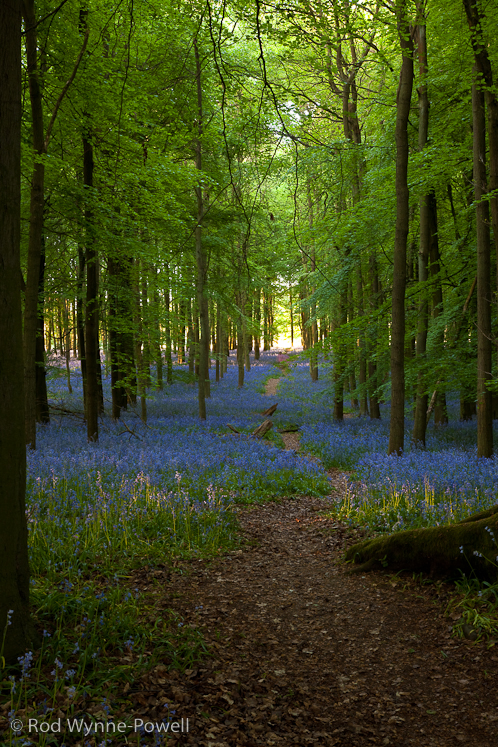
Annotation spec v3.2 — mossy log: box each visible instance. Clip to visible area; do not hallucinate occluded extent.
[344,505,498,581]
[251,419,273,438]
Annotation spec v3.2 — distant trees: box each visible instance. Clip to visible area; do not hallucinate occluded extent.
[9,0,498,459]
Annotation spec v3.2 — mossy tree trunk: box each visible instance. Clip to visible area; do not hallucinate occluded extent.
[345,505,498,581]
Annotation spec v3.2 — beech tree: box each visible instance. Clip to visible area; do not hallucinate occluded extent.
[0,0,35,661]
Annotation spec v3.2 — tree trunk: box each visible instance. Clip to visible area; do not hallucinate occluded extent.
[345,505,498,582]
[194,36,209,419]
[471,76,493,456]
[463,0,496,456]
[388,1,413,455]
[357,264,368,416]
[83,130,99,441]
[22,0,45,449]
[35,236,49,422]
[108,254,133,419]
[64,300,72,393]
[369,253,381,419]
[428,192,448,425]
[0,0,35,661]
[412,19,430,448]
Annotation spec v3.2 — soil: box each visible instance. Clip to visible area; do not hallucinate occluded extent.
[125,374,498,747]
[131,496,498,747]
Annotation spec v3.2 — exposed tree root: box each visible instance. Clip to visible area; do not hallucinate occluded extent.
[344,504,498,580]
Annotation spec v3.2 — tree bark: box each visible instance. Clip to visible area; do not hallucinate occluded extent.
[0,0,36,661]
[369,253,381,419]
[22,0,45,448]
[194,35,209,419]
[388,0,413,455]
[463,0,496,456]
[345,505,498,582]
[471,76,493,456]
[428,192,448,425]
[35,236,49,422]
[83,129,99,441]
[412,19,430,447]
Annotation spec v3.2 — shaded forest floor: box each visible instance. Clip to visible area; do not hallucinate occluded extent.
[130,494,498,747]
[125,374,498,747]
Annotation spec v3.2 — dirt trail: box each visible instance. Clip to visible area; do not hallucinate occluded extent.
[138,497,498,747]
[129,370,498,746]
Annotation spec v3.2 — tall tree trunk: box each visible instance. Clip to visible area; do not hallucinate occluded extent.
[308,185,318,381]
[388,1,413,455]
[77,243,87,409]
[472,75,493,456]
[289,286,294,347]
[237,311,245,388]
[369,252,381,420]
[35,236,49,422]
[22,0,45,448]
[194,36,210,418]
[254,289,261,359]
[463,0,497,455]
[64,300,72,393]
[216,304,221,382]
[0,0,35,661]
[83,130,99,441]
[357,264,368,416]
[133,259,147,423]
[428,192,448,425]
[412,19,430,447]
[108,254,132,419]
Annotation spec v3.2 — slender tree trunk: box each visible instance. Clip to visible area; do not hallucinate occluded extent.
[108,254,133,418]
[388,1,413,455]
[472,75,493,456]
[413,19,430,447]
[237,313,245,388]
[35,236,49,422]
[289,287,294,347]
[83,130,99,441]
[428,192,448,425]
[64,300,72,393]
[463,0,497,455]
[308,185,318,381]
[216,304,221,382]
[194,36,209,418]
[77,243,87,409]
[357,264,368,416]
[0,0,35,661]
[22,0,45,448]
[254,289,261,359]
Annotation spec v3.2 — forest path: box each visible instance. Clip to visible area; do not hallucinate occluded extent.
[142,496,498,747]
[128,368,498,747]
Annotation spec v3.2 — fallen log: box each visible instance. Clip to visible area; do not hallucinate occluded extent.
[251,419,273,438]
[344,505,498,581]
[278,424,300,433]
[227,424,241,434]
[261,403,278,417]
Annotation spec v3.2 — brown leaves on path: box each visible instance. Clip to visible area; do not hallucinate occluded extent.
[131,494,498,747]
